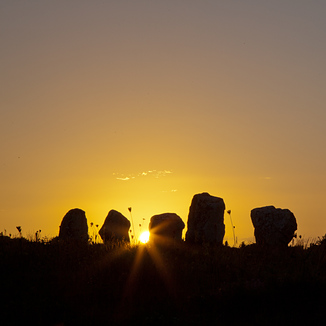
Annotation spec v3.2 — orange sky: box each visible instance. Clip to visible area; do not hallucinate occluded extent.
[1,1,326,242]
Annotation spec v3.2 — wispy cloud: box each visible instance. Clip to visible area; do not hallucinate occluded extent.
[116,177,131,181]
[150,170,172,178]
[114,170,173,181]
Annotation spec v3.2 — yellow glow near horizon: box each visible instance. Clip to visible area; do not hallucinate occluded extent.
[139,231,150,244]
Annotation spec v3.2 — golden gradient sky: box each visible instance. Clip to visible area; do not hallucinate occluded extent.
[1,1,326,242]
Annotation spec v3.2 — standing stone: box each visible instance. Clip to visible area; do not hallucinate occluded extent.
[59,208,88,242]
[185,192,225,245]
[149,213,185,244]
[99,210,131,243]
[251,205,297,247]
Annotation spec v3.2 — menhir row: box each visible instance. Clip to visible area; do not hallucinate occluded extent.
[58,192,297,247]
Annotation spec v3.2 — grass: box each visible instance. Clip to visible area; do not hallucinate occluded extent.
[1,235,326,325]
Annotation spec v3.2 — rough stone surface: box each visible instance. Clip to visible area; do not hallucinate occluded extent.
[59,208,88,241]
[251,205,297,247]
[149,213,185,244]
[185,192,225,245]
[99,210,131,243]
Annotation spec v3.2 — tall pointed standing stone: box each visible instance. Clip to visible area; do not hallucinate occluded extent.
[185,193,225,245]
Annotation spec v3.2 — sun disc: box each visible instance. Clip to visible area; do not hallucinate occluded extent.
[139,231,150,244]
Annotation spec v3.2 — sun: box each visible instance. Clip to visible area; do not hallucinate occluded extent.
[139,231,150,244]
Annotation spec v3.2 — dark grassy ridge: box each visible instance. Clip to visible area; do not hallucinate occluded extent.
[1,236,326,326]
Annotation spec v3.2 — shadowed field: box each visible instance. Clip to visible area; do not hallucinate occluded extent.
[1,236,326,325]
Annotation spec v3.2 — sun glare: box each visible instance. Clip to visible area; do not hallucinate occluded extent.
[139,231,150,244]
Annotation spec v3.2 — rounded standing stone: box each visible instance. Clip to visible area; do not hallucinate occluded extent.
[251,205,297,247]
[149,213,185,244]
[99,210,131,243]
[59,208,89,242]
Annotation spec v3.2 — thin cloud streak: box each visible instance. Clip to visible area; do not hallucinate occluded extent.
[114,170,173,181]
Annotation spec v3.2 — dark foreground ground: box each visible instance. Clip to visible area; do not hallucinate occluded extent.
[1,236,326,326]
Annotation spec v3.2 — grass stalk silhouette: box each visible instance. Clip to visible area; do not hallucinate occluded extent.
[227,210,236,246]
[128,207,136,244]
[16,226,22,238]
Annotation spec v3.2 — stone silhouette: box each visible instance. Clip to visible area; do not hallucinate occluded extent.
[185,192,225,245]
[59,208,88,242]
[149,213,185,244]
[99,210,131,243]
[251,205,297,247]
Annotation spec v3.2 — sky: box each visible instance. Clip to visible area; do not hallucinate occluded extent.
[1,0,326,243]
